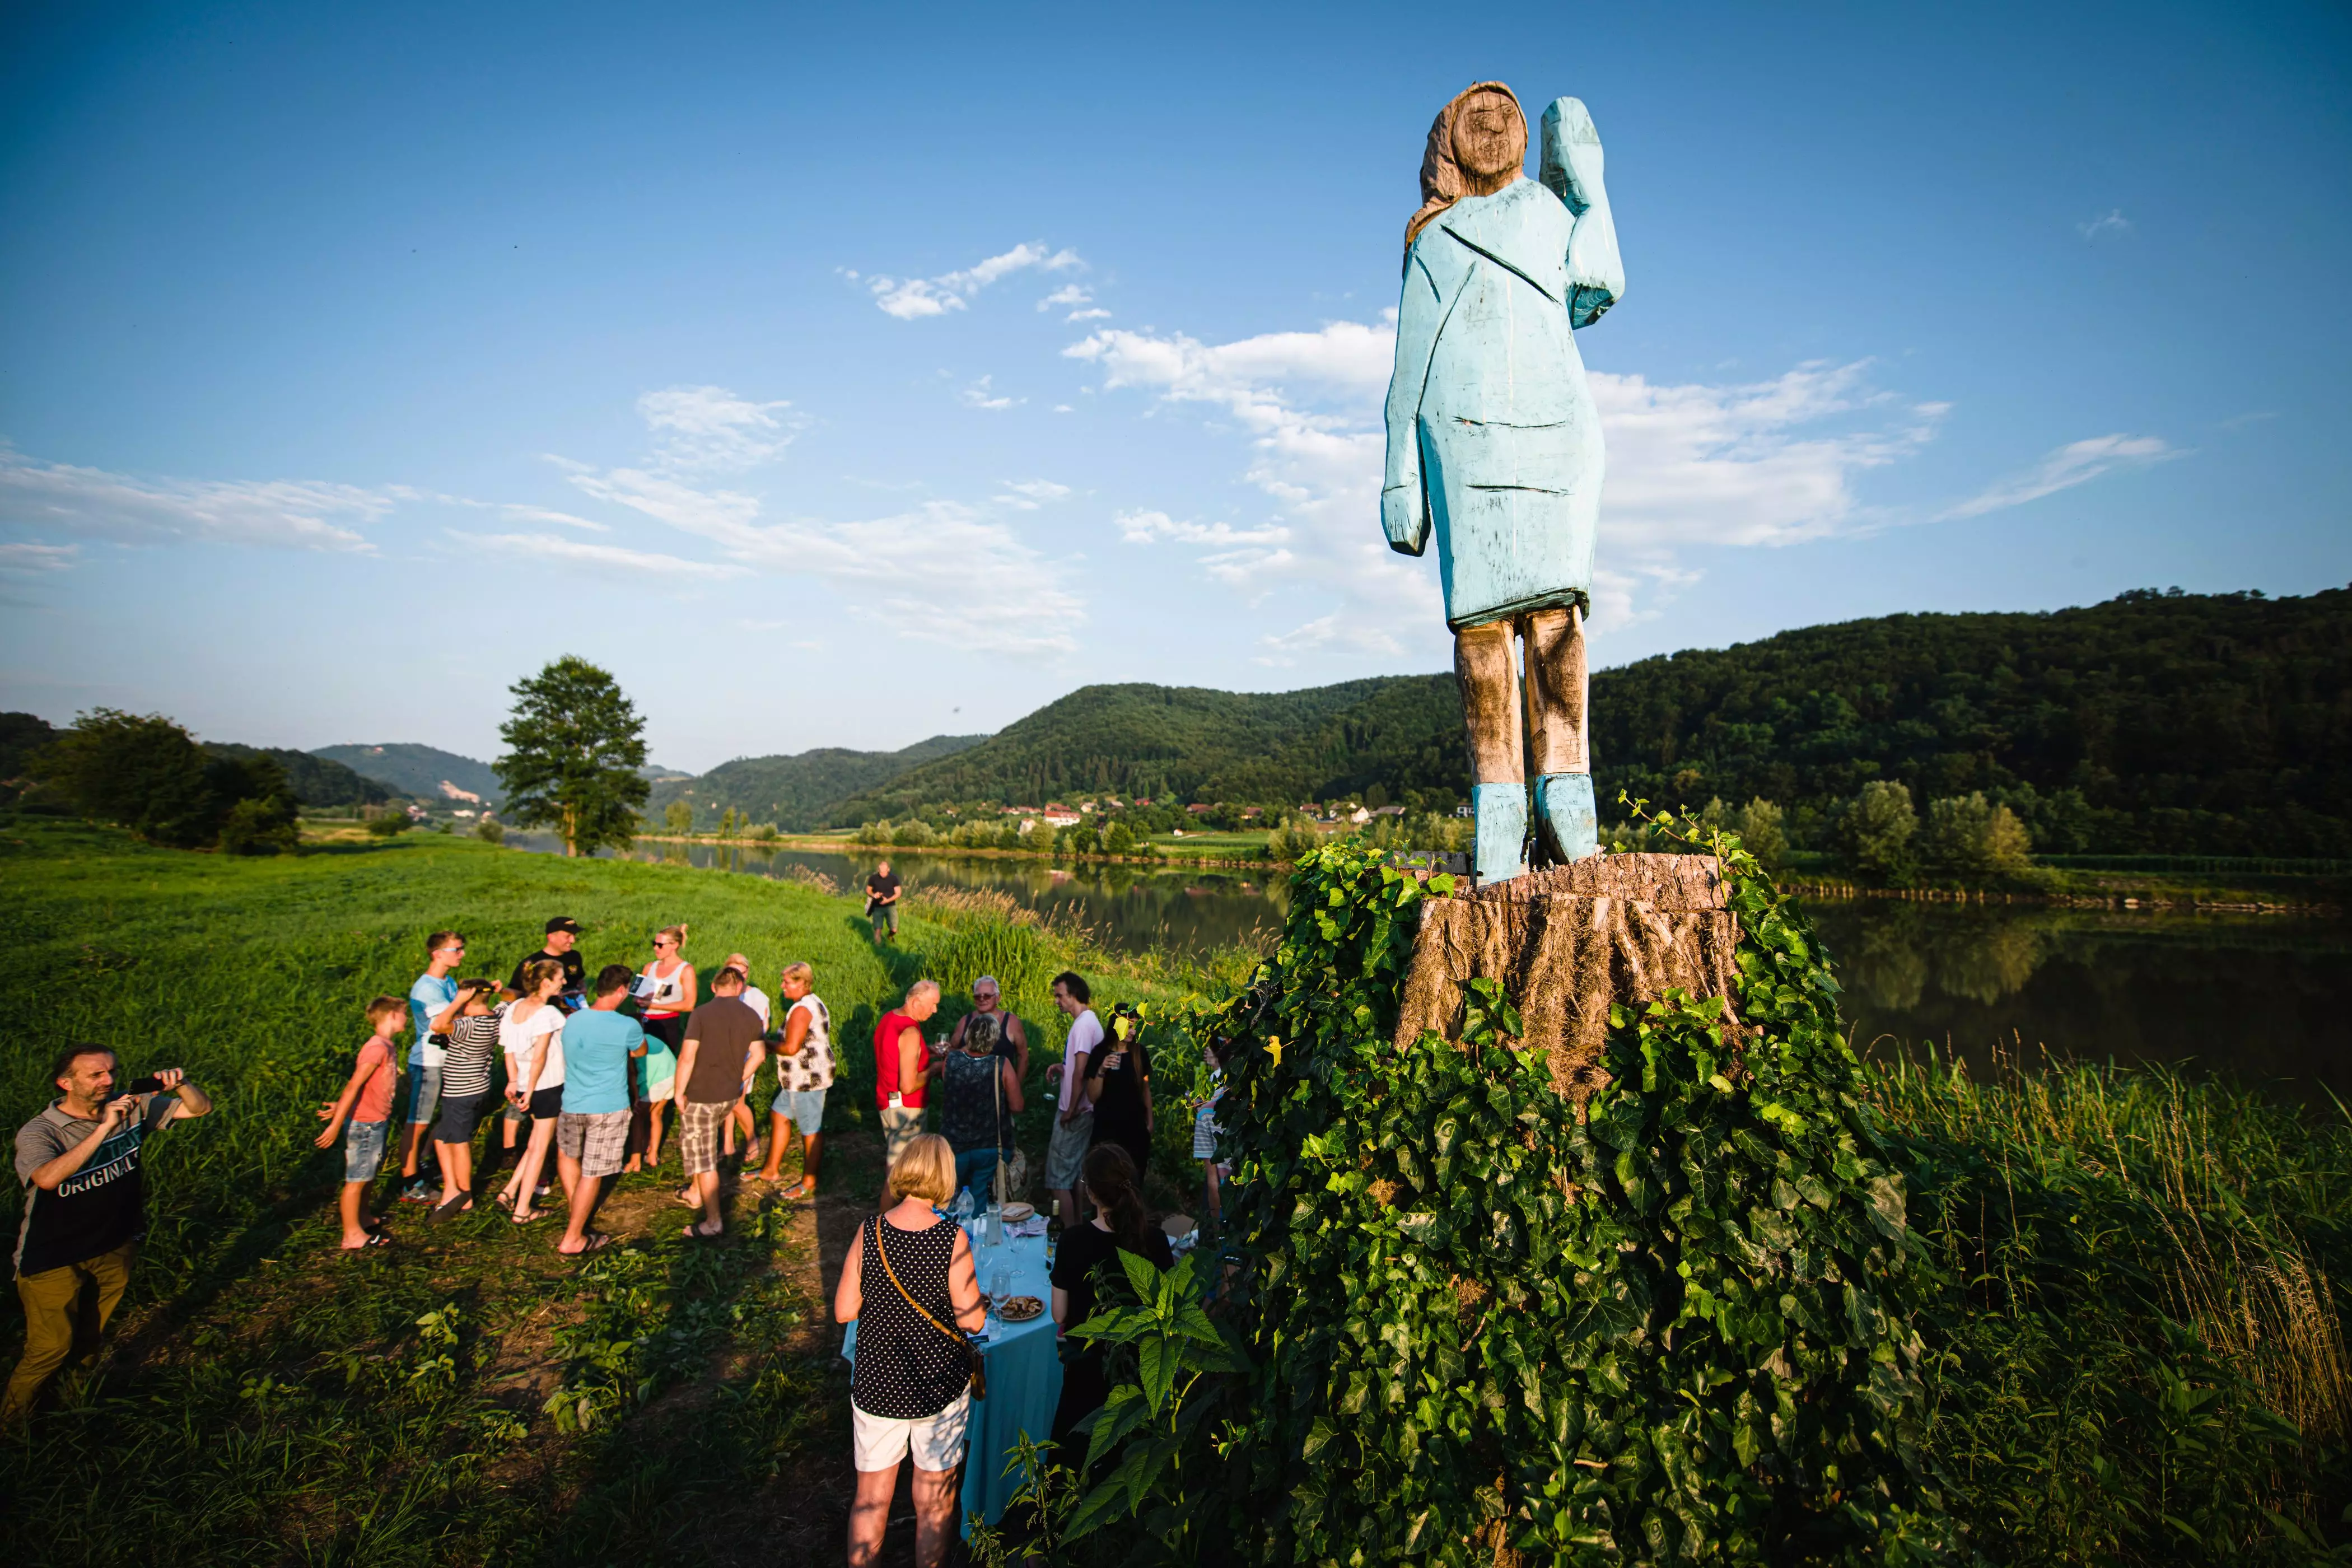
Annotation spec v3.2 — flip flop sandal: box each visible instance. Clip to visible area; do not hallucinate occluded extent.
[511,1210,547,1225]
[681,1224,722,1242]
[561,1232,613,1257]
[342,1232,393,1250]
[779,1180,814,1201]
[431,1193,474,1220]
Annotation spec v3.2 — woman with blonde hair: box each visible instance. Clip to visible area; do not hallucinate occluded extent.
[835,1133,981,1568]
[631,923,696,1171]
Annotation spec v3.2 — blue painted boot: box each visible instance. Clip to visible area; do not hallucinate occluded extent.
[1536,772,1599,863]
[1472,781,1529,884]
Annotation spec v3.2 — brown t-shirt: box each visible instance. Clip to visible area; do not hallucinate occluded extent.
[680,995,764,1105]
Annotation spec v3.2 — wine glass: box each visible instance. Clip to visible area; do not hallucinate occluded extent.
[988,1263,1011,1324]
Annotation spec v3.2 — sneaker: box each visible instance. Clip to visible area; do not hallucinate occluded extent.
[400,1178,435,1203]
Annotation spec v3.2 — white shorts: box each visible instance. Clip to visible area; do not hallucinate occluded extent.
[851,1389,971,1473]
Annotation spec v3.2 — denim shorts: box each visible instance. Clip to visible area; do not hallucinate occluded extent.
[402,1062,442,1126]
[774,1088,827,1137]
[344,1119,389,1182]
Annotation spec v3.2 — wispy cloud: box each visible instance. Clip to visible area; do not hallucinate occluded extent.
[0,447,389,552]
[637,385,800,472]
[960,375,1021,410]
[1038,284,1092,311]
[1116,509,1292,588]
[861,242,1082,320]
[0,542,80,573]
[1943,434,2180,519]
[2078,208,2133,241]
[996,479,1071,509]
[497,505,609,533]
[461,530,736,578]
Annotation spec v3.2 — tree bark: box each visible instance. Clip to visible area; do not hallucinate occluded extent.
[1394,853,1743,1104]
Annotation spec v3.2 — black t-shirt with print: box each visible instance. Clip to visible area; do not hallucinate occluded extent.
[864,870,901,913]
[509,948,587,1001]
[13,1095,175,1276]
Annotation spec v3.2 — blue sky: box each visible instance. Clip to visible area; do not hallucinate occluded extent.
[3,1,2346,772]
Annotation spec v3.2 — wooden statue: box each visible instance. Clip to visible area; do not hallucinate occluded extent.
[1382,82,1625,884]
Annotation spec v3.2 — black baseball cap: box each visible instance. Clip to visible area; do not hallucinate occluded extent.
[545,916,581,935]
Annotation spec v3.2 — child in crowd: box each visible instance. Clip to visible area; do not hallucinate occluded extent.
[316,996,404,1250]
[1191,1038,1229,1234]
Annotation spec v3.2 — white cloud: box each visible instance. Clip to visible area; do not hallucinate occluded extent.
[960,376,1021,410]
[565,457,1083,657]
[637,385,799,472]
[2078,208,2133,241]
[866,242,1082,320]
[996,479,1072,509]
[1072,321,1958,648]
[499,505,609,533]
[1943,434,2180,519]
[0,542,79,572]
[0,447,389,551]
[461,530,736,578]
[1065,308,1112,322]
[1038,284,1093,311]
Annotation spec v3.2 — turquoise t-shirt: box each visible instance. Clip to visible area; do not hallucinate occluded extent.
[559,1009,644,1116]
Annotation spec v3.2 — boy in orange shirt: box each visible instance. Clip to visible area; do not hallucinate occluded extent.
[315,996,404,1250]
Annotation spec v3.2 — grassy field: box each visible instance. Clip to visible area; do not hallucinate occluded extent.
[2,816,2346,1564]
[0,816,1229,1567]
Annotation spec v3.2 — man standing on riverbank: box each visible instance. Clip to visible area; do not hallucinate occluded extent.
[864,861,902,943]
[1046,972,1100,1229]
[7,1047,212,1424]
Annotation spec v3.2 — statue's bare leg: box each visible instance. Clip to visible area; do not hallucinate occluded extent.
[1524,604,1598,863]
[1455,619,1527,883]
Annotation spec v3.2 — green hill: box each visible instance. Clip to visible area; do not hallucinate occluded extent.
[310,743,503,808]
[650,734,987,831]
[200,743,394,808]
[830,678,1471,822]
[829,586,2352,858]
[1593,585,2352,857]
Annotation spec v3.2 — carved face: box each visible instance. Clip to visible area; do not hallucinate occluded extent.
[1450,88,1525,182]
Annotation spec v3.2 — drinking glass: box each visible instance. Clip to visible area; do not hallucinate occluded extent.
[989,1263,1011,1325]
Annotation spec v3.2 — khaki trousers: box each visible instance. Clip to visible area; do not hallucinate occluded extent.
[4,1239,138,1423]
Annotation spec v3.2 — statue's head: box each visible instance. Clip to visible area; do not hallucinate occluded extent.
[1449,85,1527,185]
[1406,82,1527,255]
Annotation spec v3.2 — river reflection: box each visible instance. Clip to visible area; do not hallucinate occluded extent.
[504,834,2345,1095]
[504,834,1285,958]
[1802,900,2352,1097]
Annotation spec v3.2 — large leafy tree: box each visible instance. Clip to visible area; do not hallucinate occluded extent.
[494,657,649,857]
[38,708,295,851]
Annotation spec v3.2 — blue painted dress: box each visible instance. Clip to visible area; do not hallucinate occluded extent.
[1382,101,1623,631]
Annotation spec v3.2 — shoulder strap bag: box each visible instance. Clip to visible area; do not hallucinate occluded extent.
[870,1219,986,1401]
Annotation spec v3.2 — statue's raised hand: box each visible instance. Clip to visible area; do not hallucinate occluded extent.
[1540,97,1623,327]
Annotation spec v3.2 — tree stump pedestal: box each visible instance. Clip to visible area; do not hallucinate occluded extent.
[1394,853,1744,1103]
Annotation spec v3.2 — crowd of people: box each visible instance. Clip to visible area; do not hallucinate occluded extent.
[10,897,1231,1568]
[307,917,838,1257]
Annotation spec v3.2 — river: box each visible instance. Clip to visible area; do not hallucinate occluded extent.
[505,835,2347,1096]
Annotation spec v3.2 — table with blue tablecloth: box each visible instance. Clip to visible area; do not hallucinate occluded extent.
[842,1225,1063,1532]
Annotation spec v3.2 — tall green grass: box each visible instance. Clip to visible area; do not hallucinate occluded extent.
[1877,1044,2352,1561]
[0,816,1216,1564]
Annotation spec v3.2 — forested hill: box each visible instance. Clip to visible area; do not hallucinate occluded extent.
[647,734,986,832]
[830,677,1470,823]
[310,743,504,807]
[831,586,2351,857]
[1594,586,2352,856]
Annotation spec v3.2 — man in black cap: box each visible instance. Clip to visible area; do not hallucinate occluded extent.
[510,917,587,1007]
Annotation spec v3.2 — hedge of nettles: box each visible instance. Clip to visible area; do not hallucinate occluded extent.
[983,824,1957,1566]
[1191,829,1953,1564]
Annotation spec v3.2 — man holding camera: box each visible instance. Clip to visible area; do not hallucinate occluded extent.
[6,1046,212,1424]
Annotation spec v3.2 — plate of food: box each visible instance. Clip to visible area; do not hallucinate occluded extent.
[998,1294,1044,1322]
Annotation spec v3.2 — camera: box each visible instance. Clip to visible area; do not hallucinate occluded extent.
[104,1075,166,1105]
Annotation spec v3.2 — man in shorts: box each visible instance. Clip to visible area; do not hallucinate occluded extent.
[553,965,643,1257]
[400,930,465,1202]
[672,967,764,1240]
[1046,971,1101,1228]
